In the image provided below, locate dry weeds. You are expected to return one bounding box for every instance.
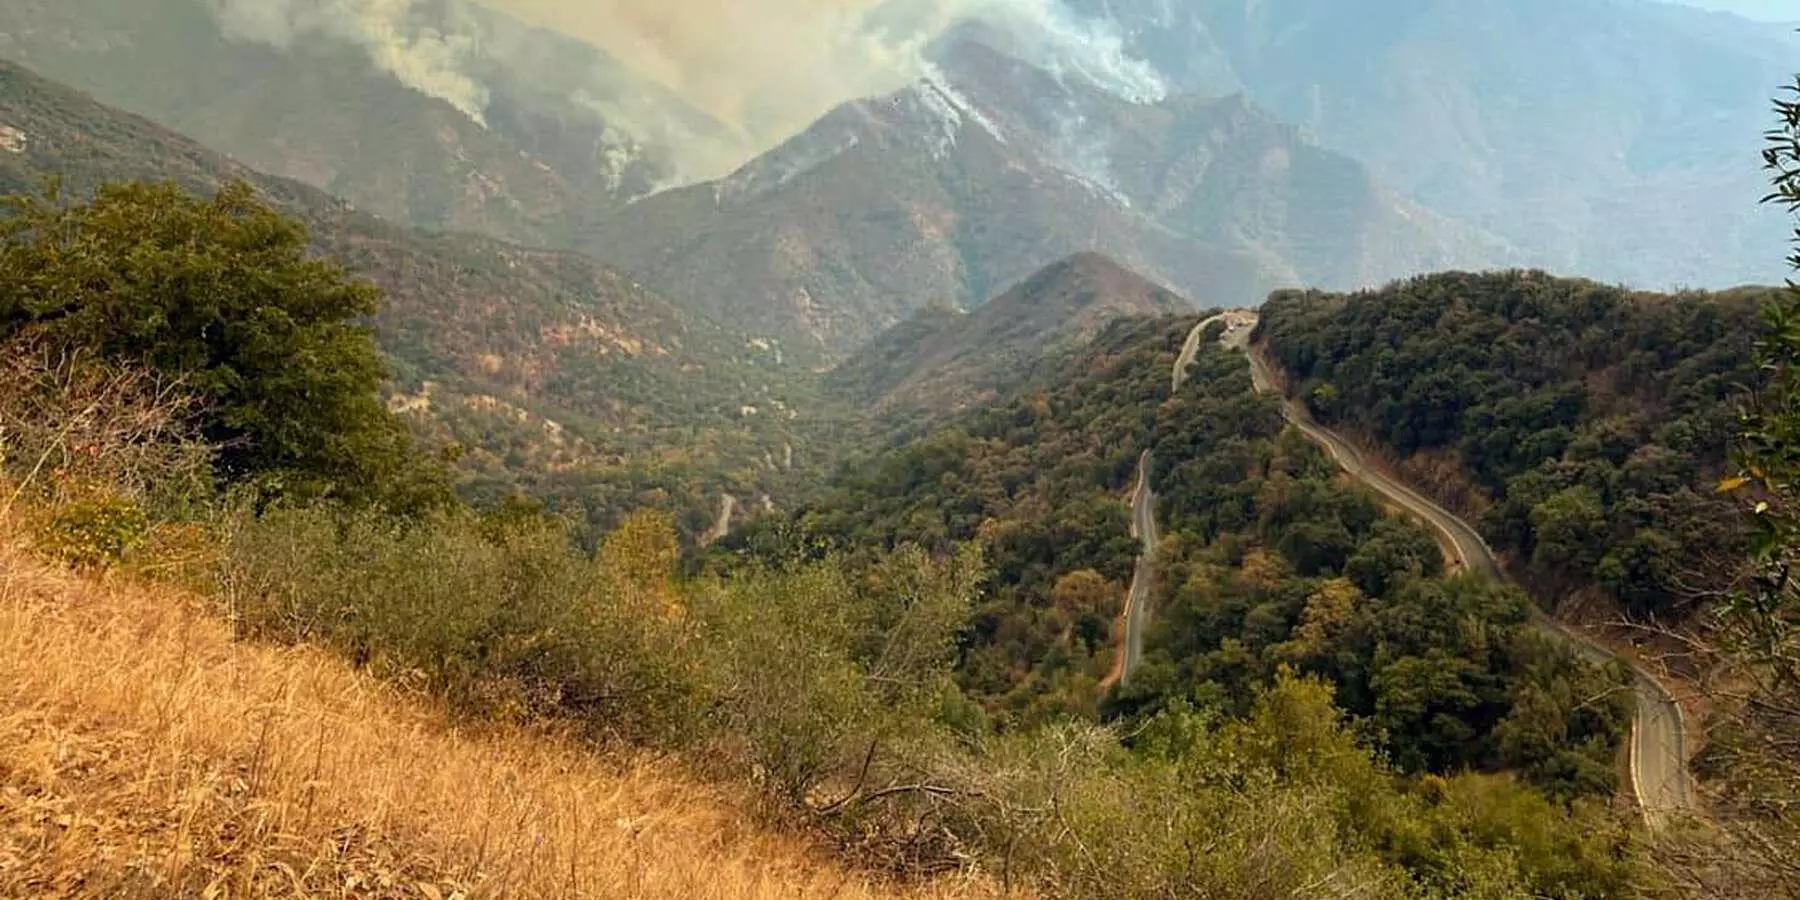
[0,532,999,899]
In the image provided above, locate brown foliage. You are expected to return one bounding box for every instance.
[0,522,998,900]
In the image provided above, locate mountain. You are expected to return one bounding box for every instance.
[926,29,1513,288]
[588,35,1506,360]
[0,0,730,247]
[833,252,1192,419]
[0,58,803,533]
[1067,0,1797,288]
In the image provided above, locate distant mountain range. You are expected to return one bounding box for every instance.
[1068,0,1797,288]
[588,35,1505,358]
[1,0,1793,362]
[1671,0,1800,22]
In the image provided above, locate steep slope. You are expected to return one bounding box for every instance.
[0,524,985,899]
[834,252,1193,418]
[1255,271,1765,623]
[0,59,803,533]
[0,0,729,247]
[928,33,1514,289]
[1069,0,1795,287]
[590,36,1505,359]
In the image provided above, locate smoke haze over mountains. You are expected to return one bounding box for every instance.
[200,0,1162,180]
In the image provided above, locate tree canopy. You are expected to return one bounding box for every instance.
[0,180,446,509]
[1259,270,1769,618]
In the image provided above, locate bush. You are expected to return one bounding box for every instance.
[0,180,448,510]
[221,504,706,743]
[0,336,213,515]
[694,544,981,808]
[34,479,148,568]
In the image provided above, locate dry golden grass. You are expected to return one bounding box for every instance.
[0,533,1000,899]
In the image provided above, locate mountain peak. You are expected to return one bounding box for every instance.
[833,253,1192,417]
[988,252,1190,321]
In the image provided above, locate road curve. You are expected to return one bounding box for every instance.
[1240,327,1693,825]
[1121,450,1159,681]
[1120,313,1256,684]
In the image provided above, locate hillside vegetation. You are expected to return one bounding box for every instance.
[0,523,991,900]
[0,177,1652,897]
[776,310,1637,807]
[1256,271,1768,621]
[0,58,816,541]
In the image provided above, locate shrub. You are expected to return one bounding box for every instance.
[221,504,706,743]
[34,479,148,568]
[0,180,448,510]
[0,336,213,515]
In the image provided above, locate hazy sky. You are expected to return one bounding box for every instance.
[203,0,1798,180]
[1676,0,1799,20]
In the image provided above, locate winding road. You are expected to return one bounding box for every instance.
[1234,319,1693,825]
[1120,309,1691,824]
[1118,312,1257,684]
[1121,450,1159,680]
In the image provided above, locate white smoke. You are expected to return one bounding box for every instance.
[206,0,492,125]
[198,0,1166,177]
[947,0,1166,103]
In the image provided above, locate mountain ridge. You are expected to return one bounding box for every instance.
[0,0,731,247]
[1071,0,1794,288]
[0,57,804,535]
[832,251,1195,418]
[585,34,1506,360]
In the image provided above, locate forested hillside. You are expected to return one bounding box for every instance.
[730,310,1636,811]
[1118,342,1634,800]
[830,253,1192,424]
[737,315,1207,721]
[0,173,1643,898]
[0,59,816,541]
[1257,272,1769,620]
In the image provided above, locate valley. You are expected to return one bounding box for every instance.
[2,0,1799,896]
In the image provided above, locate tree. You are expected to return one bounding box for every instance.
[0,180,446,509]
[1681,69,1800,898]
[1346,518,1443,597]
[1528,486,1608,578]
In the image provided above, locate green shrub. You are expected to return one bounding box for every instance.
[0,181,449,511]
[35,483,148,568]
[221,504,706,743]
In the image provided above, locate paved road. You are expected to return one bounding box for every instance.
[1120,313,1259,683]
[1240,327,1693,825]
[1121,450,1159,680]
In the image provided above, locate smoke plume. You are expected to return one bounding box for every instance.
[200,0,1164,181]
[207,0,492,124]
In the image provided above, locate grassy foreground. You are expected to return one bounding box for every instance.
[0,524,996,900]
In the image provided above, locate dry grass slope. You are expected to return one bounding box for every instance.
[0,531,997,899]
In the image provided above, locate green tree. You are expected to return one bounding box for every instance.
[1528,486,1608,578]
[0,180,445,509]
[1688,69,1800,898]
